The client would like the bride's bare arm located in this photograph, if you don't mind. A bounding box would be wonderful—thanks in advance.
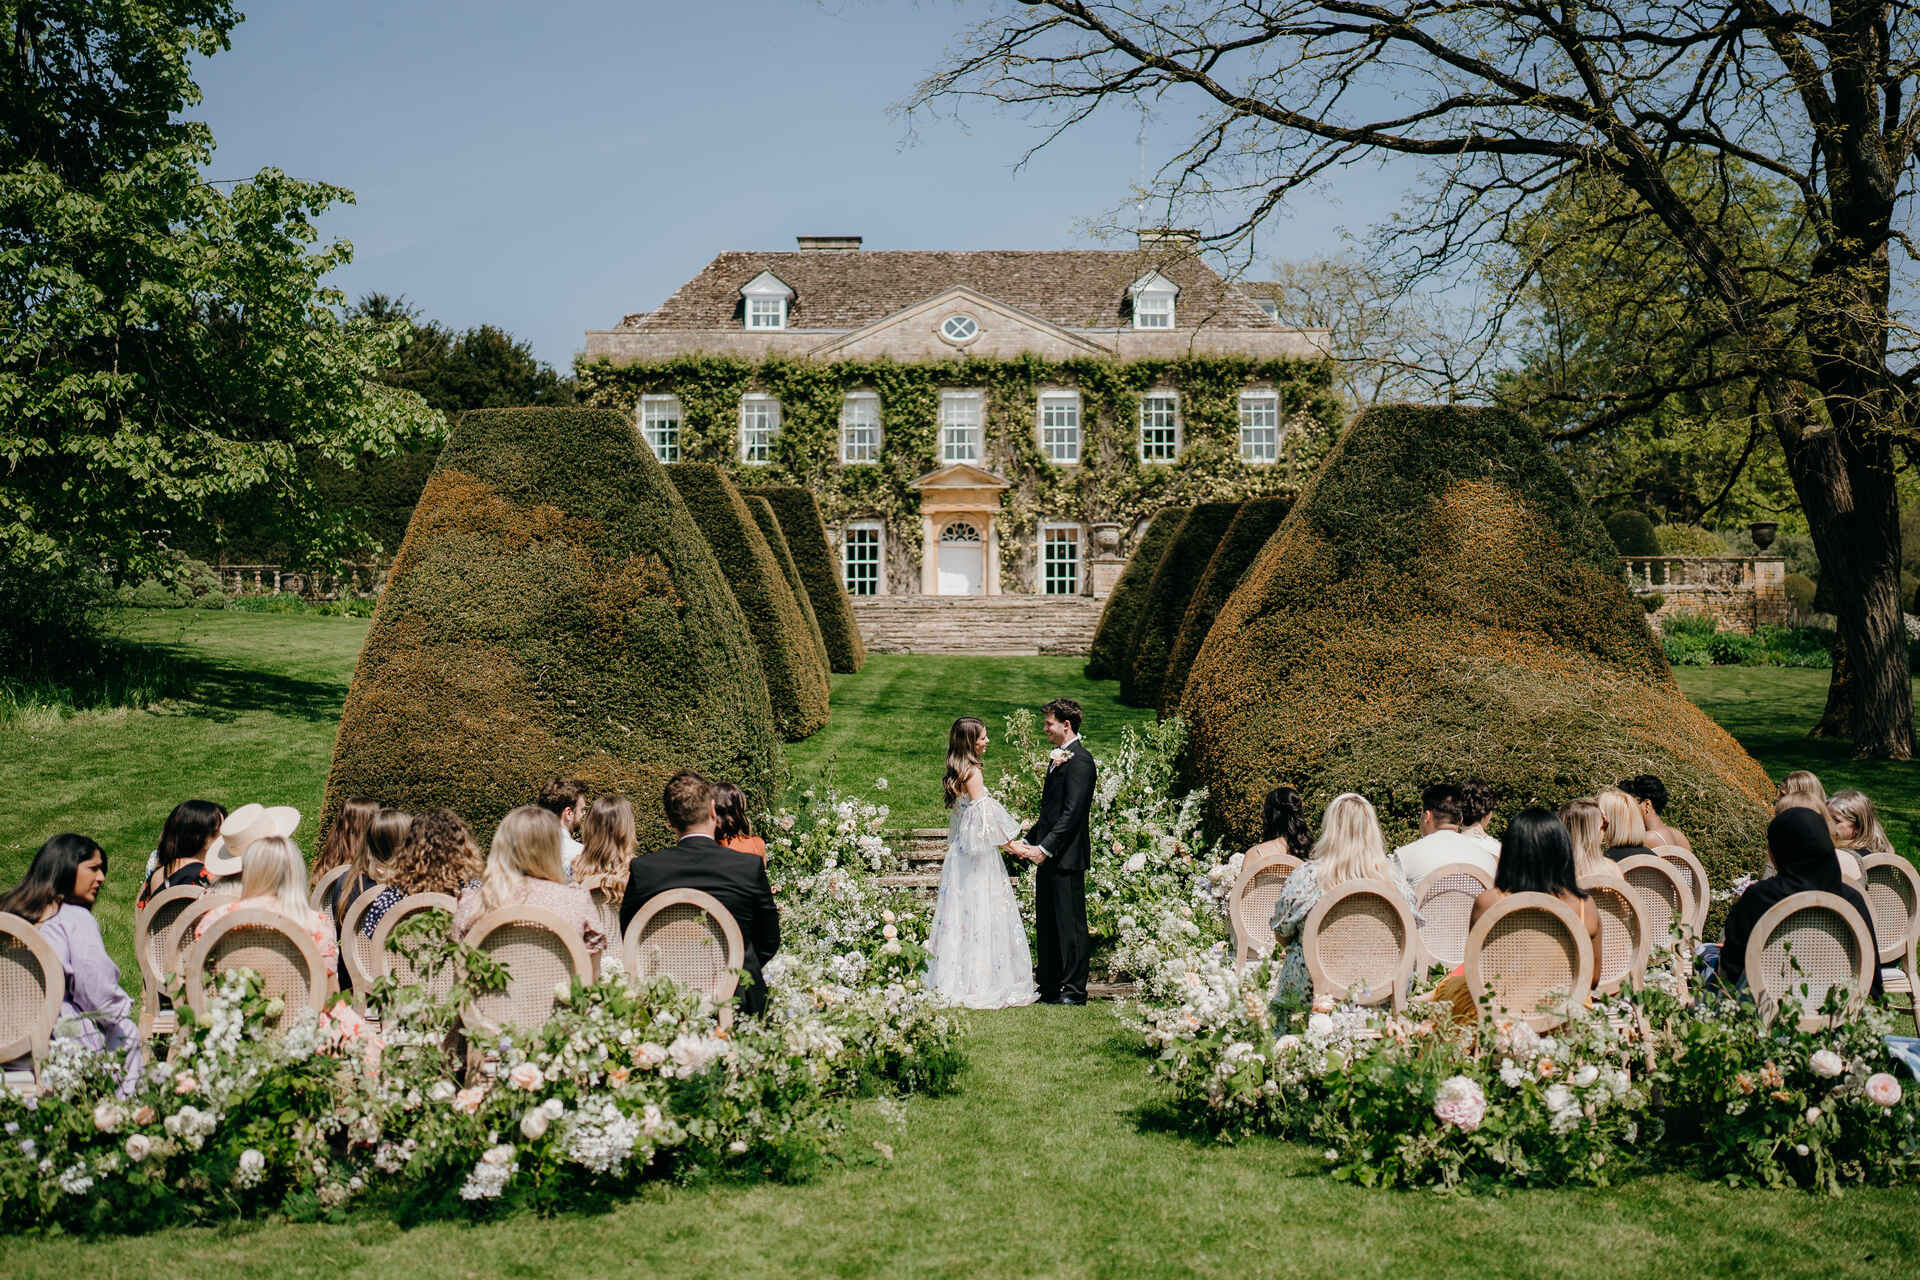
[963,766,988,802]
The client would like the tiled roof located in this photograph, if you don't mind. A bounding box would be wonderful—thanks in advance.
[624,250,1281,332]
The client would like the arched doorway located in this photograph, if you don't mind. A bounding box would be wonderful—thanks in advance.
[937,521,984,595]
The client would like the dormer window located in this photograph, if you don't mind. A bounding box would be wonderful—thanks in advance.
[1129,270,1180,330]
[739,270,794,330]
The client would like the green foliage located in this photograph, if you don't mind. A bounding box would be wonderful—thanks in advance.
[1121,501,1244,709]
[324,408,780,850]
[1085,506,1189,680]
[668,464,830,740]
[1784,572,1817,612]
[1160,495,1295,715]
[1605,511,1661,556]
[1655,523,1731,557]
[746,494,830,675]
[1661,613,1835,669]
[754,486,867,674]
[1182,404,1777,894]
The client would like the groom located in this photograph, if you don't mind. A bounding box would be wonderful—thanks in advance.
[1011,697,1097,1006]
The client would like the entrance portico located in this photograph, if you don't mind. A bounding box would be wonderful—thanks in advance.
[909,463,1010,596]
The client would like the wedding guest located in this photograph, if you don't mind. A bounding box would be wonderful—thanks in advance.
[538,777,590,876]
[1778,769,1828,806]
[453,806,605,957]
[320,808,408,986]
[712,782,766,858]
[1458,779,1501,858]
[1246,785,1312,862]
[205,803,301,896]
[0,834,142,1092]
[1559,796,1620,884]
[1471,808,1601,948]
[1267,793,1419,1011]
[1828,789,1897,859]
[1774,793,1861,881]
[357,808,484,939]
[1714,807,1882,996]
[314,797,380,874]
[1393,783,1497,882]
[136,799,225,908]
[573,794,638,940]
[1617,774,1691,850]
[621,771,780,1015]
[194,834,340,980]
[1596,788,1657,864]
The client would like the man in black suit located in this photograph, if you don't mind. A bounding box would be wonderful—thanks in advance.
[620,770,781,1015]
[1010,697,1097,1005]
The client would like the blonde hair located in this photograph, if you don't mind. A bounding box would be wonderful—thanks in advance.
[1827,789,1892,854]
[574,794,636,891]
[1559,797,1611,880]
[238,835,314,922]
[482,806,565,912]
[1779,769,1828,807]
[1595,789,1649,849]
[1309,793,1392,888]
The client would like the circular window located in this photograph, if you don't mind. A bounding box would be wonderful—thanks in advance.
[940,314,980,343]
[940,522,982,544]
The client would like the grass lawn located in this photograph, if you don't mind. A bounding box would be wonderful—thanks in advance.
[4,613,1920,1274]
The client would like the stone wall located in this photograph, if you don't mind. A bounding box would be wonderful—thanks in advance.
[1623,555,1789,634]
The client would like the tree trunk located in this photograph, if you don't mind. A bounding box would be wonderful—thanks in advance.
[1812,636,1852,740]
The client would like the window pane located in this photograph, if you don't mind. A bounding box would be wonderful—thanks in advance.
[1135,294,1174,329]
[841,396,880,464]
[741,397,780,463]
[941,392,981,463]
[1140,393,1179,461]
[1042,525,1080,595]
[640,396,682,463]
[1239,393,1279,463]
[843,525,881,595]
[1040,393,1081,464]
[747,297,785,329]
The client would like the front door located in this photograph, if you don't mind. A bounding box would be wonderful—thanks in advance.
[937,522,984,595]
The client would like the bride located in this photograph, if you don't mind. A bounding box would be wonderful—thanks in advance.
[924,716,1039,1008]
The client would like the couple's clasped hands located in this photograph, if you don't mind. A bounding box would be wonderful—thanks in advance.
[1004,840,1046,865]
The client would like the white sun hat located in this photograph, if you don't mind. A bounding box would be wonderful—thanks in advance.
[206,803,301,878]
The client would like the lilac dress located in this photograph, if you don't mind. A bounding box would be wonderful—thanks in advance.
[39,903,143,1092]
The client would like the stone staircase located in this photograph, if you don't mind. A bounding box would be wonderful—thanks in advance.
[851,595,1103,656]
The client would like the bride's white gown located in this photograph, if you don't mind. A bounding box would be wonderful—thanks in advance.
[924,794,1039,1008]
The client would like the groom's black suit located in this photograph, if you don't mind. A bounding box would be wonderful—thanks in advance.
[1025,737,1097,1002]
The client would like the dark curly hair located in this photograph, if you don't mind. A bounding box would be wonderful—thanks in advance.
[1458,778,1498,827]
[1259,785,1313,854]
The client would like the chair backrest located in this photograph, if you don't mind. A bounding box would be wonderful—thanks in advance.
[205,876,243,901]
[367,892,459,1004]
[1582,877,1651,997]
[161,895,226,989]
[1413,862,1495,969]
[1299,878,1417,1009]
[134,884,205,1002]
[0,913,65,1074]
[461,904,593,1036]
[1230,851,1302,962]
[338,884,389,994]
[1652,845,1711,934]
[1743,890,1874,1032]
[622,889,745,1003]
[1858,852,1920,964]
[183,908,329,1032]
[574,873,627,951]
[1615,854,1694,949]
[309,864,350,912]
[1464,892,1596,1031]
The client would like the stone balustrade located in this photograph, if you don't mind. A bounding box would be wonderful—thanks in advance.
[1620,555,1788,634]
[216,563,386,599]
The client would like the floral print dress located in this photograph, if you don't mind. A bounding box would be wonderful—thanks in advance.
[1267,859,1421,1012]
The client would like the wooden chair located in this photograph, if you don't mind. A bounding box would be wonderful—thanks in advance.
[1615,854,1694,948]
[204,876,243,902]
[337,884,391,1009]
[1298,879,1418,1011]
[182,908,330,1033]
[460,905,594,1037]
[1463,892,1596,1031]
[370,892,459,991]
[309,864,350,913]
[623,890,746,1017]
[1229,851,1301,964]
[1653,845,1711,935]
[1582,876,1652,997]
[0,913,65,1098]
[1413,862,1495,969]
[133,884,205,1042]
[1858,852,1920,1005]
[1743,890,1875,1032]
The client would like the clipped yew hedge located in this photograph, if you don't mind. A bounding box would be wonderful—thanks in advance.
[323,407,779,852]
[754,485,866,674]
[1160,494,1294,715]
[669,464,831,741]
[747,493,829,679]
[1180,405,1775,898]
[1085,506,1189,681]
[1121,501,1245,709]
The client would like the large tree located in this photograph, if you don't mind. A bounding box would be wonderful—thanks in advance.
[918,1,1920,757]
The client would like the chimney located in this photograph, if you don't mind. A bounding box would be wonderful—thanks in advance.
[1136,228,1199,251]
[796,235,863,252]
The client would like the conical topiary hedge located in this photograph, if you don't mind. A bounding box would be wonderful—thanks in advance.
[746,493,830,681]
[1085,506,1189,681]
[322,407,779,852]
[669,464,831,741]
[754,486,866,674]
[1121,501,1245,709]
[1160,494,1294,715]
[1180,405,1775,898]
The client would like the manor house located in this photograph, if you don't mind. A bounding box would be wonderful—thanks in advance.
[582,234,1328,600]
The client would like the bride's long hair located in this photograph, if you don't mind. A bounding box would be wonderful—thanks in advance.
[943,717,987,809]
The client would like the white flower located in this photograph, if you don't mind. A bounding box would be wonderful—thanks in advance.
[1795,1143,1810,1156]
[1572,1065,1599,1089]
[553,980,573,1004]
[881,924,897,940]
[481,1143,515,1166]
[1805,1106,1822,1123]
[235,1148,266,1188]
[1123,852,1147,875]
[1498,1059,1526,1088]
[1306,1013,1334,1037]
[92,1100,125,1132]
[728,1139,749,1154]
[124,1134,151,1162]
[1810,1049,1845,1079]
[427,1080,457,1103]
[1866,1072,1903,1107]
[881,910,895,924]
[875,777,889,791]
[1433,1075,1487,1132]
[541,1097,566,1120]
[461,1145,518,1199]
[520,1108,552,1141]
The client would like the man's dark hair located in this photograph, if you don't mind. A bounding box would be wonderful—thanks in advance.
[1042,697,1083,733]
[1617,774,1669,815]
[1420,783,1467,827]
[1458,779,1497,826]
[538,776,588,817]
[662,770,714,833]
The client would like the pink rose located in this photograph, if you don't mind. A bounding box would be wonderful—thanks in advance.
[453,1085,488,1114]
[1433,1076,1487,1132]
[1866,1072,1903,1108]
[508,1062,544,1091]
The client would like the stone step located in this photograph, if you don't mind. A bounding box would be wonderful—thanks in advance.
[852,595,1102,656]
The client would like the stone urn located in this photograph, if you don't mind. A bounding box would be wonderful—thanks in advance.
[1748,520,1779,550]
[1088,522,1125,556]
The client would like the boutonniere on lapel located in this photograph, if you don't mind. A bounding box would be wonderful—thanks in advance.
[1047,747,1073,771]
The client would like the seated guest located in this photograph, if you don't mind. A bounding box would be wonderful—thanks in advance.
[621,771,781,1016]
[1715,807,1882,996]
[195,834,340,981]
[204,802,301,896]
[1471,808,1601,948]
[1773,793,1860,880]
[1778,769,1828,807]
[1457,779,1501,858]
[1246,785,1312,862]
[453,806,605,957]
[538,777,590,876]
[357,808,483,939]
[1268,793,1419,1011]
[712,782,765,858]
[1394,783,1497,882]
[313,797,380,875]
[572,795,638,940]
[1618,774,1691,851]
[1559,796,1622,884]
[136,799,225,908]
[1596,788,1657,864]
[320,808,409,988]
[1828,789,1896,860]
[0,834,141,1092]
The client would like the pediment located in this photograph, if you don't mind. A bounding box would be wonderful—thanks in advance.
[739,270,794,298]
[910,462,1011,491]
[811,285,1113,360]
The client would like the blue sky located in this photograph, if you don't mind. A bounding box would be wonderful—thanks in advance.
[191,1,1410,369]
